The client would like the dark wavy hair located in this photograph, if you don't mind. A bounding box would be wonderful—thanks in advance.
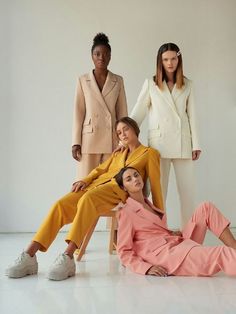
[154,42,184,90]
[91,33,111,53]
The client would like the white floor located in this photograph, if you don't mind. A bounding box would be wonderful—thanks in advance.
[1,232,236,314]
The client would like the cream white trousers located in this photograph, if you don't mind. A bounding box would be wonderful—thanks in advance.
[160,158,195,226]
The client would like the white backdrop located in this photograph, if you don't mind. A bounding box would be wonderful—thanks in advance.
[1,0,236,232]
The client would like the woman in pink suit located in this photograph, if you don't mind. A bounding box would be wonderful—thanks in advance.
[115,167,236,277]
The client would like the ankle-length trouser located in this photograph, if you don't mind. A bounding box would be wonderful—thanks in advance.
[33,182,125,251]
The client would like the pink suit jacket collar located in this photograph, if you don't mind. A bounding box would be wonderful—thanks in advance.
[125,197,167,228]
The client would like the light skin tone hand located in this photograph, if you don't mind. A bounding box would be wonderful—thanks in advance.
[147,265,168,277]
[113,143,126,153]
[192,150,201,161]
[71,181,87,192]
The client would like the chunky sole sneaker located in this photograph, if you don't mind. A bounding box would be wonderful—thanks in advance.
[47,253,76,281]
[6,252,38,278]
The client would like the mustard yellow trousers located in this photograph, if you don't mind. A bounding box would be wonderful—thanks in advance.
[33,182,126,251]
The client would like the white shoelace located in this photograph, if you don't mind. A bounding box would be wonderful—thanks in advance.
[14,252,28,264]
[53,254,68,266]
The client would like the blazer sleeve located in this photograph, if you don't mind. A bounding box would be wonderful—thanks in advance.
[117,209,153,275]
[81,153,115,185]
[130,79,151,125]
[115,77,128,119]
[72,77,86,146]
[186,81,201,151]
[146,148,164,212]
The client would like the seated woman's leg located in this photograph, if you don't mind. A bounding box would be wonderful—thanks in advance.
[65,183,126,251]
[173,245,236,277]
[33,190,86,252]
[46,184,126,281]
[6,190,86,279]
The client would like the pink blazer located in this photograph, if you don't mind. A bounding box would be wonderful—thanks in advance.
[117,197,201,275]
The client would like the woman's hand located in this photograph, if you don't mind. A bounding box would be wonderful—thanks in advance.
[147,265,168,277]
[170,230,182,236]
[71,181,87,192]
[113,143,126,153]
[192,150,201,161]
[72,145,82,161]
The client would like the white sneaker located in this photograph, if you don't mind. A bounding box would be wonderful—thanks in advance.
[47,253,76,281]
[6,252,38,278]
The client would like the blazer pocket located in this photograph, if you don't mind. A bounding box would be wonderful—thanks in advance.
[148,128,161,139]
[151,237,167,255]
[82,118,93,134]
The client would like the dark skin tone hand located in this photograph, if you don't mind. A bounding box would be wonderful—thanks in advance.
[72,145,81,161]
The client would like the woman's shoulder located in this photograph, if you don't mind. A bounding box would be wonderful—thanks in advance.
[108,71,124,81]
[144,145,161,157]
[78,72,90,79]
[118,202,134,220]
[183,77,193,87]
[141,78,155,87]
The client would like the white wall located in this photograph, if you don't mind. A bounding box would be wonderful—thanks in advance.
[1,0,236,232]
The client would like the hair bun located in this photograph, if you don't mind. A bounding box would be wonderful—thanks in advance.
[93,33,109,45]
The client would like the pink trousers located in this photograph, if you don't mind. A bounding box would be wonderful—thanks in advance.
[173,202,236,276]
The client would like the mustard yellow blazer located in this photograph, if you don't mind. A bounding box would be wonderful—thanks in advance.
[82,144,164,212]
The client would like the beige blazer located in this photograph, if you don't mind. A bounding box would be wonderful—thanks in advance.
[131,78,201,158]
[72,70,127,154]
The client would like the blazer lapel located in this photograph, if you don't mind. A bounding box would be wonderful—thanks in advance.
[87,71,111,115]
[127,198,168,229]
[102,71,117,98]
[171,81,186,103]
[125,145,148,166]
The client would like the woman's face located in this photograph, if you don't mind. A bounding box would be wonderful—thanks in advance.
[116,122,138,146]
[122,168,144,194]
[162,50,179,74]
[92,45,111,70]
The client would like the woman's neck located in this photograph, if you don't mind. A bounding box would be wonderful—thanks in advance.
[93,68,108,77]
[129,191,146,205]
[127,141,141,153]
[165,72,174,82]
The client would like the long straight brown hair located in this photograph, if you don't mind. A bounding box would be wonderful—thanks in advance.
[154,43,184,90]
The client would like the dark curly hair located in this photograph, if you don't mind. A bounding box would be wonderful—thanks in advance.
[91,33,111,53]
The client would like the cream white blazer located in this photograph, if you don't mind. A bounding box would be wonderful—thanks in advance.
[131,78,201,158]
[72,70,127,154]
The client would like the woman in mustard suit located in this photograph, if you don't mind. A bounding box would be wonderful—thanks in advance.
[72,33,127,179]
[116,167,236,277]
[6,117,163,281]
[131,43,201,226]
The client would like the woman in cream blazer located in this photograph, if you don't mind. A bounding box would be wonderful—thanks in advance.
[72,33,127,179]
[131,43,201,225]
[115,167,236,277]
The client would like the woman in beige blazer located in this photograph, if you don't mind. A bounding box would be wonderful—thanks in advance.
[72,33,128,179]
[131,43,201,226]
